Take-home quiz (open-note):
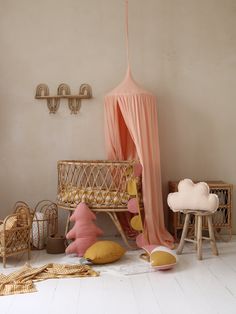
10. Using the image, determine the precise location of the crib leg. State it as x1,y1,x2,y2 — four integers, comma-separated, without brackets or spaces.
65,210,73,236
106,212,137,250
3,255,6,268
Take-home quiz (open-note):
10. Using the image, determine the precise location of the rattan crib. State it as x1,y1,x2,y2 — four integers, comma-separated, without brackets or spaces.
57,160,143,248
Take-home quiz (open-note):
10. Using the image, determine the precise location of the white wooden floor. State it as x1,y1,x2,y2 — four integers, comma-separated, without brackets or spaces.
1,237,236,314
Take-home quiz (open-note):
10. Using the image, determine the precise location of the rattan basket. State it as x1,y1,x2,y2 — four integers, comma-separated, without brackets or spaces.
31,200,58,250
13,200,58,250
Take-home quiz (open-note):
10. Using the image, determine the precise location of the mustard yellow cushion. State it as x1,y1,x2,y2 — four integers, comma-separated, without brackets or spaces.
84,241,126,264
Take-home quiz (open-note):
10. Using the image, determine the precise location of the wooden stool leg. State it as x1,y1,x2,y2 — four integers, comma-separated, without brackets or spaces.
177,213,190,255
207,215,218,256
197,215,203,260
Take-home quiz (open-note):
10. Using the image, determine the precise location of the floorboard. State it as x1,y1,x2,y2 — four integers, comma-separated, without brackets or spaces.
1,237,236,314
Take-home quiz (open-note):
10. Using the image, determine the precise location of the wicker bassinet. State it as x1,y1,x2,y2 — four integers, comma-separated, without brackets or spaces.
57,160,143,248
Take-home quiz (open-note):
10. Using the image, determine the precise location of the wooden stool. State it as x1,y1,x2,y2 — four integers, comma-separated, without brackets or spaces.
177,210,218,260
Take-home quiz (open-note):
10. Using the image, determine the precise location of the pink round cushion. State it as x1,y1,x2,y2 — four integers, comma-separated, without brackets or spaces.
127,198,139,213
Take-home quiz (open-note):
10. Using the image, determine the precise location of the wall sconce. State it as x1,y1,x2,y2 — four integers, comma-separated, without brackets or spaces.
35,83,92,114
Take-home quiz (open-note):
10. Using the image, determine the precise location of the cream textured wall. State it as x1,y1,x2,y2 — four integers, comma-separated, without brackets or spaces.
0,0,236,234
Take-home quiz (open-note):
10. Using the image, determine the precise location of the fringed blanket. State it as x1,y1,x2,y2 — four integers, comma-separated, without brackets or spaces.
0,263,99,296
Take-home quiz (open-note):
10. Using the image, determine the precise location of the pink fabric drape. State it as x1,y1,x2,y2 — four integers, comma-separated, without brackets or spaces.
104,69,174,248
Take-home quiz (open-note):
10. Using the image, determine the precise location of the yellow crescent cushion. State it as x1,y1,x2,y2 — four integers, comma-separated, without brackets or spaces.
84,241,126,264
130,215,143,231
150,246,177,269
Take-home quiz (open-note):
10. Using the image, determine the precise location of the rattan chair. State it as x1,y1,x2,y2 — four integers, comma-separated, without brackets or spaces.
0,204,31,267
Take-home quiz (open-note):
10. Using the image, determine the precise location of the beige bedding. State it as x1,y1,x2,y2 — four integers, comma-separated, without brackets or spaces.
58,186,130,207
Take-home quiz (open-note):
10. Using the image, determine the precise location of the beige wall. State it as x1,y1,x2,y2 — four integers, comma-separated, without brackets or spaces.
0,0,236,234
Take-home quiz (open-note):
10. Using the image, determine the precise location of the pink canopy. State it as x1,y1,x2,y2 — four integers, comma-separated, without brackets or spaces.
104,67,174,248
104,1,174,248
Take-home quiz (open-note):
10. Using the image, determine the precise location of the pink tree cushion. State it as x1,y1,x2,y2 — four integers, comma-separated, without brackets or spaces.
70,202,96,221
66,237,97,256
65,202,103,257
66,221,103,239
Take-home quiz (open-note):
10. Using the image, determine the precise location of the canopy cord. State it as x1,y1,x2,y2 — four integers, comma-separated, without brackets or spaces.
125,0,130,70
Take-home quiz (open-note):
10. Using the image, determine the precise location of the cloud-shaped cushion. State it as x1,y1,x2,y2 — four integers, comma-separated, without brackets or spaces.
167,178,219,213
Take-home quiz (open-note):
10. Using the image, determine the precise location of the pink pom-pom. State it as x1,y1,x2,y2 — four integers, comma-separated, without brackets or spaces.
134,163,142,177
128,198,139,213
136,232,146,248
